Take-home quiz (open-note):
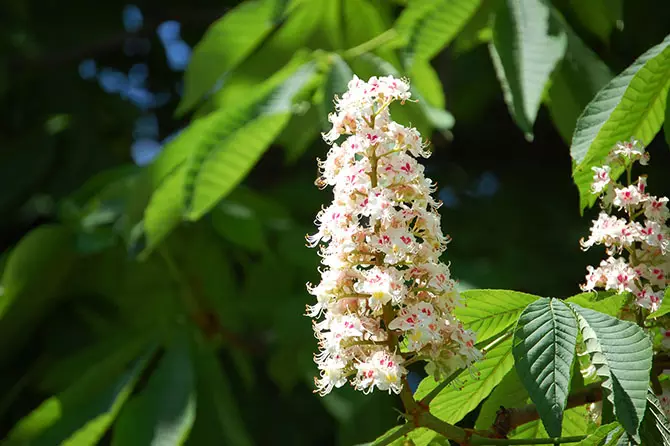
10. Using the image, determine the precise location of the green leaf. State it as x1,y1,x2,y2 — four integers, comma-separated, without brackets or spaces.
639,391,670,446
176,0,289,115
322,53,354,117
142,57,316,253
475,368,528,430
489,0,567,139
188,338,252,446
665,89,670,148
414,336,513,424
568,303,654,440
0,225,75,362
395,0,482,67
6,349,151,445
547,23,613,144
571,34,670,211
575,423,624,446
649,287,670,318
113,336,196,446
510,406,590,440
513,298,578,437
566,291,627,317
455,289,540,342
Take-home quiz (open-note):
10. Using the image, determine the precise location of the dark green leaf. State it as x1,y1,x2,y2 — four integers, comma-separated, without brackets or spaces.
489,0,567,139
568,304,654,440
575,423,624,446
189,337,252,446
113,335,196,446
568,0,622,44
639,391,670,446
513,298,578,437
455,289,540,341
571,34,670,211
6,349,151,445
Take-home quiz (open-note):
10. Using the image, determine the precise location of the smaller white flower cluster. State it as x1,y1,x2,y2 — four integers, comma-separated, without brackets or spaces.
307,75,480,396
580,139,670,314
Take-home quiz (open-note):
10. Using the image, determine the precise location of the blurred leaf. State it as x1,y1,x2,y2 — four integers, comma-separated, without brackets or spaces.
211,202,266,253
453,0,500,54
548,24,613,144
569,303,654,439
455,289,539,341
395,0,482,67
574,423,624,446
489,0,567,139
665,88,670,149
0,225,75,363
143,56,316,253
323,53,354,117
113,335,196,446
188,337,252,446
6,350,151,445
649,288,670,318
410,60,445,109
512,298,577,437
414,336,513,424
569,0,622,44
571,34,670,211
176,0,291,115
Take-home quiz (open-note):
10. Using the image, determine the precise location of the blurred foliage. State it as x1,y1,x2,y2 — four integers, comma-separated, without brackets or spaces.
1,0,670,444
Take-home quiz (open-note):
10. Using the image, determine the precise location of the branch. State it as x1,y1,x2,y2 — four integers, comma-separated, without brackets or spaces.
491,383,602,438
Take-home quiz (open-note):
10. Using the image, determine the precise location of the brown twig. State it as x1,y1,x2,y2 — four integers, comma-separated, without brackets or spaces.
492,383,603,438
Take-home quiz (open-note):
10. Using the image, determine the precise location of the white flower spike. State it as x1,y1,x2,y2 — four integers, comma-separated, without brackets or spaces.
306,75,480,396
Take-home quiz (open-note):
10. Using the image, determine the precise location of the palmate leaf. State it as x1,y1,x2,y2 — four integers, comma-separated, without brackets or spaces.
455,289,539,342
570,34,670,211
510,406,590,441
112,335,196,446
414,336,513,425
568,304,654,440
176,0,292,115
489,0,567,139
565,291,628,317
142,55,317,254
513,298,578,437
395,0,481,67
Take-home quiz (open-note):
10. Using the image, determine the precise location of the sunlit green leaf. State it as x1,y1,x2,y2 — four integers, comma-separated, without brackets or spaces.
176,0,291,115
455,289,539,342
396,0,481,67
571,34,670,211
414,336,513,424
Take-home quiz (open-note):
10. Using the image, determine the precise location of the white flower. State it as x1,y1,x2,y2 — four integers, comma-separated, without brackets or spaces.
612,185,646,209
591,166,611,194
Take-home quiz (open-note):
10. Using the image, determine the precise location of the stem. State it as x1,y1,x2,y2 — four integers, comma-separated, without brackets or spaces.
417,412,468,443
372,424,413,446
469,436,586,445
342,28,398,59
